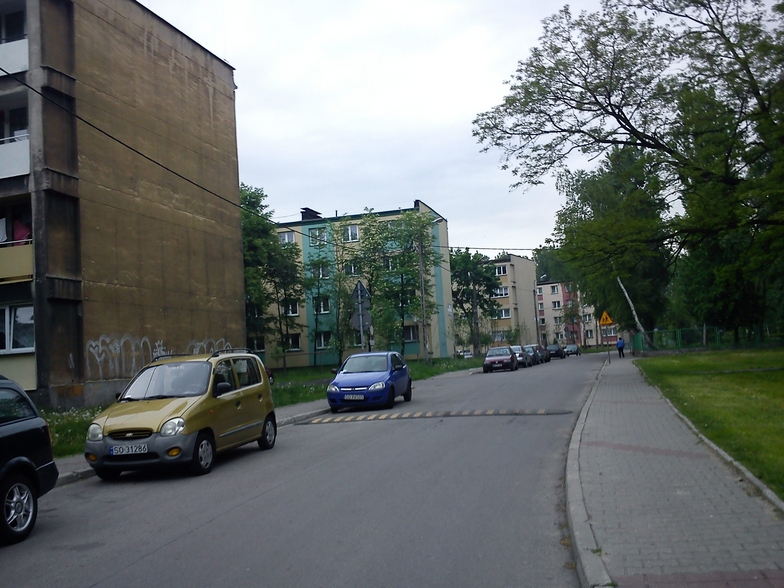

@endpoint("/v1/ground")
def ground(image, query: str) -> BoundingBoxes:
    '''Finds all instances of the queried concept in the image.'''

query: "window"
[603,327,617,337]
[493,286,509,298]
[539,318,546,326]
[556,332,564,340]
[314,297,330,314]
[284,302,299,316]
[552,301,561,309]
[214,361,237,391]
[0,388,35,425]
[586,329,594,339]
[553,316,562,325]
[343,224,359,242]
[1,305,34,353]
[492,331,505,342]
[316,264,331,279]
[536,287,542,295]
[583,313,593,323]
[538,302,544,311]
[344,262,359,276]
[279,231,295,244]
[497,308,511,319]
[0,11,25,44]
[233,358,261,387]
[1,107,28,142]
[309,227,327,246]
[285,334,301,350]
[495,265,507,276]
[403,325,419,342]
[315,331,331,349]
[566,300,574,308]
[551,285,559,294]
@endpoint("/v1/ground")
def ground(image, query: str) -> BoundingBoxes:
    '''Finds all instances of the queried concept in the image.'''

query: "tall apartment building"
[267,200,454,367]
[535,280,617,347]
[488,254,538,346]
[0,0,244,407]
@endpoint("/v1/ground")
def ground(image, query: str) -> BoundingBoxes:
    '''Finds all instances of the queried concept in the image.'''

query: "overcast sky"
[137,0,602,258]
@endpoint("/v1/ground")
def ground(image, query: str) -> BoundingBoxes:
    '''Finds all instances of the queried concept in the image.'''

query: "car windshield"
[486,348,509,357]
[120,362,211,401]
[511,346,522,353]
[341,355,389,373]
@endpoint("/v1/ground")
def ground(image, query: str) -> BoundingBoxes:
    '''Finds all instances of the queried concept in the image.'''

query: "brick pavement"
[571,357,784,588]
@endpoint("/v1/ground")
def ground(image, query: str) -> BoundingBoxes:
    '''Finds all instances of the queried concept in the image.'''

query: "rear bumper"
[36,461,59,496]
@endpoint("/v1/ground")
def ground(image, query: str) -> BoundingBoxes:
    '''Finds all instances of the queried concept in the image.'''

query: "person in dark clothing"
[616,336,625,358]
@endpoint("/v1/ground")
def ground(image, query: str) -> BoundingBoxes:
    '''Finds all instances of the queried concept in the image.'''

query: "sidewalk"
[567,357,784,588]
[54,398,329,487]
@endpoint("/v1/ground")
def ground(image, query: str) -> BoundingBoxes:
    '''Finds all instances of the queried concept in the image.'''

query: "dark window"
[233,358,260,387]
[0,387,35,424]
[1,11,25,43]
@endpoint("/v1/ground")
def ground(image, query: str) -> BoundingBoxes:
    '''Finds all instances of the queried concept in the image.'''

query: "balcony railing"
[0,37,28,75]
[0,242,33,284]
[0,134,30,179]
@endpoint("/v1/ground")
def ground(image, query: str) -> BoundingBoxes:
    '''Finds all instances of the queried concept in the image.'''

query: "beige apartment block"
[487,254,538,346]
[0,0,244,406]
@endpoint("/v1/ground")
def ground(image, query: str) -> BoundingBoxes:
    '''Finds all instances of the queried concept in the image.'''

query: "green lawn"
[635,349,784,500]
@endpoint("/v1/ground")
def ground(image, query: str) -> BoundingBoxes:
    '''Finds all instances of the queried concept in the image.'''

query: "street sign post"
[350,281,372,350]
[599,311,613,363]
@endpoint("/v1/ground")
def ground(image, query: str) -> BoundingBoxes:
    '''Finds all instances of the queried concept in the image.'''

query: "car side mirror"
[213,381,232,397]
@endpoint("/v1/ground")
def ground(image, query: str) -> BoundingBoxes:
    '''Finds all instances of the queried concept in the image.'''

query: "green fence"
[633,327,781,351]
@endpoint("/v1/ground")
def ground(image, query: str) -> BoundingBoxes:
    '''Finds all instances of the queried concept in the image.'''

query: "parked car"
[523,344,542,365]
[327,351,412,413]
[510,345,533,368]
[536,343,551,362]
[565,344,581,356]
[547,344,567,359]
[483,346,519,373]
[457,350,473,359]
[0,376,59,544]
[84,349,276,480]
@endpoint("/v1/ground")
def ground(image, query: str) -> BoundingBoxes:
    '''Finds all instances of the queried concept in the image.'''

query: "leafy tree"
[450,249,501,355]
[265,242,304,372]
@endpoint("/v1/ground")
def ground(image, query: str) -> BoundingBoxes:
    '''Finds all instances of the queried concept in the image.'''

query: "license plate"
[344,394,365,400]
[110,444,148,456]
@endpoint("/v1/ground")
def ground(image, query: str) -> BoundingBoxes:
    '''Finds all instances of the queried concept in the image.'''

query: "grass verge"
[635,348,784,500]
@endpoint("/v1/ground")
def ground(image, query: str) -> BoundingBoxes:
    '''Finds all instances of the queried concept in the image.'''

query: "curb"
[55,407,331,489]
[566,359,613,588]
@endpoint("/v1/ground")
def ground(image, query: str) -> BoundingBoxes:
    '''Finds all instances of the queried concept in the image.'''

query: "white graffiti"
[187,338,233,355]
[85,334,154,380]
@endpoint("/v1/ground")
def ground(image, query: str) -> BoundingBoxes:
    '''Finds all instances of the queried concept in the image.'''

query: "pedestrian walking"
[616,336,625,358]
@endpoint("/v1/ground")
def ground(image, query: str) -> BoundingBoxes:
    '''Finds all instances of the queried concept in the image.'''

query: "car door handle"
[235,400,242,408]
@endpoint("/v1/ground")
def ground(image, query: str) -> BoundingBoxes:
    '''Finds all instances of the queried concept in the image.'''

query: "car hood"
[97,397,202,433]
[331,371,388,388]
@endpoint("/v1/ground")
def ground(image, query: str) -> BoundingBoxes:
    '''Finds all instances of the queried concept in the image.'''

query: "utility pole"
[418,239,429,364]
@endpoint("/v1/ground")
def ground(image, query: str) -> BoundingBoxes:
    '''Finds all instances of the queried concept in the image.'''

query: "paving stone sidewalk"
[570,356,784,588]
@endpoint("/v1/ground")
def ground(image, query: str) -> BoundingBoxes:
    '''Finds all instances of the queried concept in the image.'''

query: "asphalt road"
[1,353,605,588]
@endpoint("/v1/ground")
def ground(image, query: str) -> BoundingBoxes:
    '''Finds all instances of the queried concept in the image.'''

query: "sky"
[137,0,602,258]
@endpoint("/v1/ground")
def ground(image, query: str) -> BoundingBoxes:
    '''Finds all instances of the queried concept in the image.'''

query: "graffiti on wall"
[85,335,233,381]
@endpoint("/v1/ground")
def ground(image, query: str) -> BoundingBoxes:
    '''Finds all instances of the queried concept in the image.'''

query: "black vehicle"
[0,377,59,544]
[547,344,567,359]
[565,344,581,356]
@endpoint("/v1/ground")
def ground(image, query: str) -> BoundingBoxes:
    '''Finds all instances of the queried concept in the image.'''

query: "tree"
[450,249,502,355]
[265,242,304,372]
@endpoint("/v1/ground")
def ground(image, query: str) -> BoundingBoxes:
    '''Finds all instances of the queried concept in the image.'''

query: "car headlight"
[327,383,339,393]
[160,418,185,437]
[87,423,103,441]
[368,381,386,391]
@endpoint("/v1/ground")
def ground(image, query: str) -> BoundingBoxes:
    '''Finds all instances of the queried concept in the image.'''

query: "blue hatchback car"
[327,352,412,413]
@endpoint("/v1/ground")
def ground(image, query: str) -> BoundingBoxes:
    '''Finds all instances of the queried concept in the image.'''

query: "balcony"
[0,242,33,284]
[0,37,28,75]
[0,134,29,178]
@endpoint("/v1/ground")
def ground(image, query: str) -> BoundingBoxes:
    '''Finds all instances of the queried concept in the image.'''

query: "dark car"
[535,344,551,362]
[565,344,581,356]
[483,346,519,373]
[547,344,567,359]
[511,345,533,368]
[0,377,59,544]
[523,344,542,365]
[327,352,412,413]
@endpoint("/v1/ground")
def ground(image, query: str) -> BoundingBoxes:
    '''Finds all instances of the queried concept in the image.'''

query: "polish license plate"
[344,394,365,400]
[110,444,148,456]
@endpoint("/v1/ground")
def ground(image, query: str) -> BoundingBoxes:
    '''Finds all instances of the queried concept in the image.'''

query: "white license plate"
[344,394,365,400]
[110,444,148,456]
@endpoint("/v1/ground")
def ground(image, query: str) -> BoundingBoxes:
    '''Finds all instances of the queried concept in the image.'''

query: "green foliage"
[449,248,501,353]
[41,406,105,458]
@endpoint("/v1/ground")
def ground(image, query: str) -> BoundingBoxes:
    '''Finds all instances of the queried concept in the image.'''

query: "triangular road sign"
[599,311,614,326]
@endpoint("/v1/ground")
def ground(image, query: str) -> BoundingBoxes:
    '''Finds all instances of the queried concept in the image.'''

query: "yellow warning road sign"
[599,311,614,326]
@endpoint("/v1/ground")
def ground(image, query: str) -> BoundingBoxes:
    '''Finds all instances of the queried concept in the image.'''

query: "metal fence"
[632,327,781,351]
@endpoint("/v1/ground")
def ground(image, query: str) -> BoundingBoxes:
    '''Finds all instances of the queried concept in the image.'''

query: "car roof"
[346,351,395,357]
[149,349,260,366]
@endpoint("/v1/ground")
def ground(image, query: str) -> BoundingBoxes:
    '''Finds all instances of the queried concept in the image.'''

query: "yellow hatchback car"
[84,349,276,480]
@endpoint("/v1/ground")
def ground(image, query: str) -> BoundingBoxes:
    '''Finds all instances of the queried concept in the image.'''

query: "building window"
[551,285,559,294]
[586,329,594,339]
[1,107,28,142]
[493,286,509,298]
[0,11,25,44]
[497,308,511,319]
[539,318,546,326]
[285,334,301,351]
[492,331,505,342]
[309,227,327,246]
[343,224,359,242]
[536,287,542,295]
[553,316,562,325]
[344,262,359,276]
[538,302,544,311]
[566,300,574,307]
[403,325,419,342]
[556,332,564,340]
[495,265,507,276]
[279,231,295,244]
[602,327,617,337]
[583,313,593,323]
[0,305,34,353]
[284,302,299,316]
[315,331,331,349]
[552,301,561,309]
[317,264,331,279]
[314,297,330,314]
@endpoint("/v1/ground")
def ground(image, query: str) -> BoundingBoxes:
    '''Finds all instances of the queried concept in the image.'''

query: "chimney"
[301,208,322,221]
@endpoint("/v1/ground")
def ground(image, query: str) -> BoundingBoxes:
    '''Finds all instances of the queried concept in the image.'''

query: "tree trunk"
[616,276,654,349]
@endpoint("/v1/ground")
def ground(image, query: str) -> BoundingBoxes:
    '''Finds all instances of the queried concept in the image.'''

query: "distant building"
[265,200,454,367]
[487,254,538,346]
[0,0,244,406]
[536,281,616,347]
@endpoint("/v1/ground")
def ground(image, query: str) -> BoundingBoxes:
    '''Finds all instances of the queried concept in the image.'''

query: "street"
[2,355,604,588]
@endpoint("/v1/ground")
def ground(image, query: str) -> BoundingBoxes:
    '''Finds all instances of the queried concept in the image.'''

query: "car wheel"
[189,432,215,476]
[94,468,122,481]
[483,367,488,373]
[0,473,37,545]
[403,379,412,402]
[386,387,396,409]
[258,415,277,450]
[330,407,339,413]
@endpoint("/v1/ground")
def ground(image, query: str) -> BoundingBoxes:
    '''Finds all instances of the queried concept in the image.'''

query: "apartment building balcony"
[0,241,33,284]
[0,134,30,178]
[0,37,28,74]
